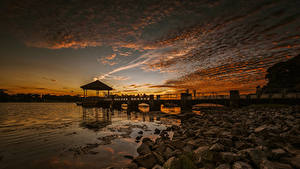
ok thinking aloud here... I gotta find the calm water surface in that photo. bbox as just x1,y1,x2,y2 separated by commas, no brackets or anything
0,103,180,169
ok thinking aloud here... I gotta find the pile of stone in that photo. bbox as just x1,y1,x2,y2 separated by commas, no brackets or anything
126,106,300,169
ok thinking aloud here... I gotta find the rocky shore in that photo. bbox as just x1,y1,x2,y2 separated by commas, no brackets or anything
126,105,300,169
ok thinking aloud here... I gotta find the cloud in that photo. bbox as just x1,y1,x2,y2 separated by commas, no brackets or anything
42,77,57,82
2,0,300,94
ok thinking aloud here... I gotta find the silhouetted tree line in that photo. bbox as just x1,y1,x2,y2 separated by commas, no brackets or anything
263,54,300,93
0,90,81,102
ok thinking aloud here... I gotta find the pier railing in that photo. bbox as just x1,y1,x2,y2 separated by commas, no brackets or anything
83,92,300,101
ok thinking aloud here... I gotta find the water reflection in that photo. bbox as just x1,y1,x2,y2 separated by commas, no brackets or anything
138,103,150,113
161,104,181,114
0,103,180,169
192,103,225,115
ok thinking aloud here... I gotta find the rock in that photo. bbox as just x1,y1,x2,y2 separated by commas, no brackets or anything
142,138,154,148
152,152,164,165
153,142,166,154
169,154,197,169
270,148,286,160
136,135,143,142
240,148,267,167
254,125,269,133
142,137,153,143
152,165,163,169
209,143,224,152
163,147,173,159
127,162,138,169
193,146,209,163
137,143,152,155
216,164,231,169
232,161,253,169
124,155,134,159
154,128,161,135
163,157,175,169
134,153,157,169
260,159,293,169
138,131,144,135
220,152,241,163
289,155,300,169
183,144,193,152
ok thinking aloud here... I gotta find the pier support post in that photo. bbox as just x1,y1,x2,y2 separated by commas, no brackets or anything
230,90,240,107
149,95,160,111
180,93,192,110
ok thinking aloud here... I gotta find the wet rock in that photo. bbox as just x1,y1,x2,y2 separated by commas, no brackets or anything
154,128,161,135
163,157,175,169
216,164,231,169
232,161,253,169
137,143,151,155
134,153,157,169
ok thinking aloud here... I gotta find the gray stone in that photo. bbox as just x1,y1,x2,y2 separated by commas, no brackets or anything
232,161,253,169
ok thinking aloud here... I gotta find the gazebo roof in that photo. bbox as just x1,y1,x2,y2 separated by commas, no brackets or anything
80,80,113,90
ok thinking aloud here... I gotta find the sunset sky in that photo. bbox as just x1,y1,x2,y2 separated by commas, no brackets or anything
0,0,299,96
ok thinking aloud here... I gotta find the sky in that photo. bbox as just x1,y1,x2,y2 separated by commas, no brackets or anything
0,0,300,96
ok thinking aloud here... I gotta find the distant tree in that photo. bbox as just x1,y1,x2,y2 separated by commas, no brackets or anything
264,54,300,92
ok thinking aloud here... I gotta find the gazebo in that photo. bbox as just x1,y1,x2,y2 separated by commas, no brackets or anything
80,80,113,97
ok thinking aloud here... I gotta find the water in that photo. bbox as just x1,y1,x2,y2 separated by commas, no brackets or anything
0,103,180,169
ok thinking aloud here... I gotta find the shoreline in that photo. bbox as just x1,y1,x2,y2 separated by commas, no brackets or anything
126,105,300,169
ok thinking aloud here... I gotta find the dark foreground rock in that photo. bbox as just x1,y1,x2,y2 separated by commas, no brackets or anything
126,105,300,169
